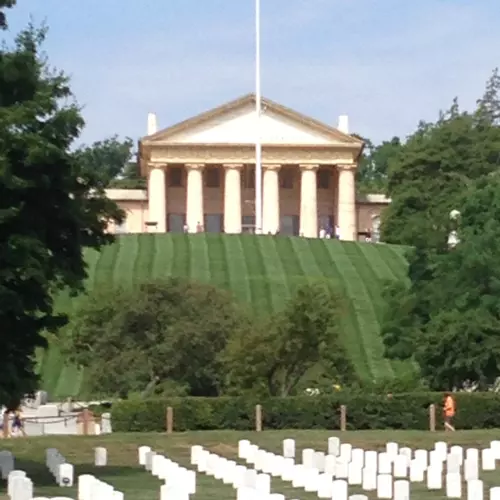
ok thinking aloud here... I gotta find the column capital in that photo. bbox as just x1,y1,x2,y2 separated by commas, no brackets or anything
299,164,319,171
185,163,205,171
337,164,355,171
263,164,281,171
148,162,167,170
222,163,244,170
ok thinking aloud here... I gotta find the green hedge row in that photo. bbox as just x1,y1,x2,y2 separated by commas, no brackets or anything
110,393,500,432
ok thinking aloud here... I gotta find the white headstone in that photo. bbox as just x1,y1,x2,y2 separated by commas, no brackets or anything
58,463,74,487
328,437,340,456
361,467,376,491
238,440,251,459
281,458,294,481
304,468,319,492
291,464,306,488
482,448,495,470
78,474,96,500
465,457,479,481
386,442,398,458
340,443,352,462
347,464,362,485
378,453,392,474
255,473,271,494
364,451,377,472
138,446,151,466
314,451,326,472
8,471,27,497
414,449,428,469
332,479,348,500
302,448,315,469
283,439,295,458
447,453,461,474
190,445,203,465
427,465,442,489
450,445,463,464
446,472,461,498
317,473,333,498
351,448,364,468
324,455,336,475
94,447,107,467
409,460,424,482
490,486,500,500
393,479,410,500
435,441,447,460
467,479,483,500
393,455,407,478
336,460,349,479
376,473,392,499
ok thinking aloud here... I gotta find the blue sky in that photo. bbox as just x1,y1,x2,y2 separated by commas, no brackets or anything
5,0,500,146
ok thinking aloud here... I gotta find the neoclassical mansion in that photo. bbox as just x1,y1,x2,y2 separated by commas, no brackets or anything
106,94,389,240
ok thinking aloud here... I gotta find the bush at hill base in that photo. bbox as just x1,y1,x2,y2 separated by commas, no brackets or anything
111,392,500,432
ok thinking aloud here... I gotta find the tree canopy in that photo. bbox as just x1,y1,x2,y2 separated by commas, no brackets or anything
64,278,251,398
74,136,146,190
63,279,356,398
0,25,122,406
0,0,15,29
223,282,357,397
379,69,500,390
355,136,402,195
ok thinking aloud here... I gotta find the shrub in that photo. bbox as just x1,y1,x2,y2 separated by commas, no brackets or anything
110,392,500,432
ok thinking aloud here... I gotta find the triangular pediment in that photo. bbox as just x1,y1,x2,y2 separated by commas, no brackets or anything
142,94,362,148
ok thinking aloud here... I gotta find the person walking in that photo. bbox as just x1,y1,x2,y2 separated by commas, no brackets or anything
444,392,456,431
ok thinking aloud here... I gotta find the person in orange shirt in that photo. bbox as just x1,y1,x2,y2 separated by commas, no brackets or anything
444,392,456,431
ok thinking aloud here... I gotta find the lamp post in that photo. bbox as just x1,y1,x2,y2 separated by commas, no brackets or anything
254,0,262,234
448,209,460,248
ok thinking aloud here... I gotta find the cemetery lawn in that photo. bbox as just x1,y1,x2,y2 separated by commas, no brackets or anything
38,233,414,398
2,430,500,500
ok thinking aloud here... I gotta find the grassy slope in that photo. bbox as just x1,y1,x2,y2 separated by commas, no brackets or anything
1,431,500,500
38,234,414,398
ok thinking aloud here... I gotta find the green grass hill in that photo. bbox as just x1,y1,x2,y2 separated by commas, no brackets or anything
38,233,414,398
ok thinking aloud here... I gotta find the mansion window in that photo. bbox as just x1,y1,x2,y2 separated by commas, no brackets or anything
168,167,183,187
205,214,223,233
280,215,299,236
317,169,331,189
205,167,221,188
242,166,255,189
279,168,294,189
242,215,256,233
168,213,185,233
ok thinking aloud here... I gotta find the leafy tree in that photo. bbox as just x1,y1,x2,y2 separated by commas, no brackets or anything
64,278,249,397
380,70,500,390
74,136,135,189
0,26,123,406
382,70,500,246
355,136,402,195
223,282,356,396
0,0,15,29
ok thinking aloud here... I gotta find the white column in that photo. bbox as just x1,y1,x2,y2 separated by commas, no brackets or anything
299,164,319,238
147,164,166,232
262,164,281,234
337,164,357,241
223,164,243,234
186,163,205,233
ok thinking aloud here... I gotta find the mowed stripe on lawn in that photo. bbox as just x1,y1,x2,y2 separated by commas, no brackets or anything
43,234,412,396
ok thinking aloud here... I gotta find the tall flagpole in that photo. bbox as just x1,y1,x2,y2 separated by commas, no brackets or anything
254,0,263,234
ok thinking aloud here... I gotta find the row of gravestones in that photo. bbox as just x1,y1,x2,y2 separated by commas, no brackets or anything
235,437,500,500
0,448,121,500
138,446,196,500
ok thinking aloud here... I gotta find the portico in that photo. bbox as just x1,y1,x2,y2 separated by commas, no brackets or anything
138,94,363,240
